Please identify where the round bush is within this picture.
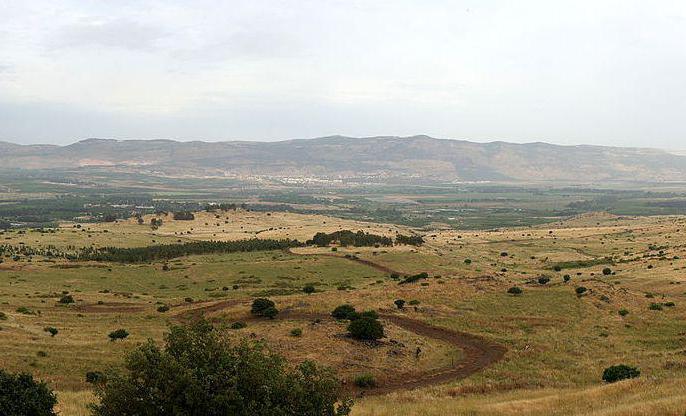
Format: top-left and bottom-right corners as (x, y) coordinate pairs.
(290, 328), (303, 337)
(507, 286), (523, 295)
(251, 298), (277, 318)
(331, 304), (356, 320)
(156, 305), (170, 313)
(108, 329), (129, 341)
(394, 299), (406, 309)
(348, 317), (384, 340)
(353, 373), (376, 388)
(602, 267), (612, 276)
(618, 308), (629, 316)
(575, 286), (587, 295)
(602, 364), (640, 383)
(0, 369), (57, 416)
(538, 276), (550, 285)
(302, 285), (316, 294)
(230, 321), (247, 330)
(58, 295), (74, 304)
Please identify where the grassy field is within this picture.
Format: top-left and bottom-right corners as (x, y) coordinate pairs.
(1, 211), (686, 415)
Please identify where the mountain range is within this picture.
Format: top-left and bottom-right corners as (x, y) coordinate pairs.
(2, 135), (685, 183)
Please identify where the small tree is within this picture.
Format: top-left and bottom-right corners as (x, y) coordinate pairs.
(602, 365), (640, 383)
(0, 369), (57, 416)
(108, 329), (129, 341)
(507, 286), (523, 295)
(44, 327), (58, 337)
(58, 295), (74, 304)
(251, 298), (276, 317)
(602, 267), (612, 276)
(303, 285), (316, 294)
(538, 276), (550, 285)
(394, 299), (406, 309)
(348, 317), (384, 340)
(331, 304), (356, 320)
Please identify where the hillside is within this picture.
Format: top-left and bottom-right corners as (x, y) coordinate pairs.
(2, 135), (685, 183)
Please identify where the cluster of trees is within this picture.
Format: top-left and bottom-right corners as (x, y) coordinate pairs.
(395, 234), (424, 246)
(172, 211), (195, 221)
(91, 320), (352, 416)
(78, 238), (303, 263)
(330, 304), (384, 340)
(307, 230), (393, 247)
(205, 203), (247, 212)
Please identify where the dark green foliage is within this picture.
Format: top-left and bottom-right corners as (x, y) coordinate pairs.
(575, 286), (588, 295)
(156, 305), (170, 313)
(408, 300), (420, 305)
(618, 308), (629, 316)
(85, 371), (106, 384)
(290, 328), (303, 337)
(251, 298), (277, 318)
(664, 301), (676, 307)
(649, 303), (663, 311)
(563, 274), (571, 282)
(16, 306), (34, 315)
(44, 327), (58, 337)
(538, 276), (550, 285)
(91, 320), (351, 416)
(0, 369), (57, 416)
(602, 365), (640, 383)
(79, 238), (303, 263)
(172, 211), (195, 221)
(347, 317), (384, 340)
(394, 299), (405, 309)
(553, 265), (562, 272)
(331, 304), (356, 320)
(0, 312), (6, 320)
(307, 230), (392, 247)
(108, 329), (129, 341)
(303, 285), (316, 294)
(399, 272), (429, 285)
(602, 267), (612, 276)
(230, 322), (247, 330)
(507, 286), (523, 295)
(358, 310), (379, 320)
(395, 234), (424, 246)
(353, 374), (376, 388)
(58, 294), (74, 304)
(464, 259), (472, 264)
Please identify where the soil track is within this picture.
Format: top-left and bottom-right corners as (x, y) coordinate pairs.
(175, 301), (506, 396)
(286, 248), (403, 276)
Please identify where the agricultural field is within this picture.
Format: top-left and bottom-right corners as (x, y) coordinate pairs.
(1, 210), (685, 415)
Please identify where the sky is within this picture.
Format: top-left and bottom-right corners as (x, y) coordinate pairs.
(1, 0), (686, 148)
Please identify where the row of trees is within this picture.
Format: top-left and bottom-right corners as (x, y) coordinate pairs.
(307, 230), (393, 247)
(78, 238), (303, 263)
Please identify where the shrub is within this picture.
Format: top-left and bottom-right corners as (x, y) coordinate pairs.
(348, 317), (384, 340)
(575, 286), (588, 295)
(290, 328), (303, 337)
(649, 303), (663, 311)
(230, 322), (247, 330)
(664, 301), (676, 307)
(85, 371), (106, 384)
(90, 320), (351, 416)
(399, 272), (429, 285)
(408, 300), (420, 305)
(394, 299), (406, 309)
(389, 273), (400, 280)
(602, 364), (640, 383)
(507, 286), (523, 295)
(500, 252), (508, 257)
(262, 306), (278, 319)
(538, 276), (550, 285)
(553, 265), (562, 272)
(359, 310), (379, 320)
(464, 259), (472, 264)
(618, 308), (629, 316)
(251, 298), (276, 317)
(16, 306), (34, 315)
(156, 305), (170, 313)
(0, 312), (6, 320)
(302, 284), (316, 294)
(44, 327), (58, 337)
(331, 304), (356, 320)
(0, 369), (57, 416)
(184, 297), (193, 303)
(58, 294), (75, 304)
(563, 275), (571, 282)
(108, 329), (129, 341)
(353, 373), (376, 388)
(602, 267), (613, 276)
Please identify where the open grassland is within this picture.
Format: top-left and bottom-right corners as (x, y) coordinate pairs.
(1, 211), (686, 415)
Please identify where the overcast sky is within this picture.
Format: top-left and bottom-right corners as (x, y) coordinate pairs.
(1, 1), (685, 148)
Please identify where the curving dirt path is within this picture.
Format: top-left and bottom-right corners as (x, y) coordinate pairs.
(175, 301), (506, 396)
(286, 248), (403, 276)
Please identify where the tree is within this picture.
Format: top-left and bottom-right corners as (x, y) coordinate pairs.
(575, 286), (587, 295)
(394, 299), (406, 309)
(44, 327), (58, 337)
(91, 320), (352, 416)
(108, 329), (129, 341)
(0, 369), (57, 416)
(602, 365), (640, 383)
(303, 285), (316, 294)
(251, 298), (278, 318)
(602, 267), (613, 276)
(348, 317), (384, 341)
(507, 286), (523, 295)
(331, 304), (356, 320)
(58, 294), (74, 304)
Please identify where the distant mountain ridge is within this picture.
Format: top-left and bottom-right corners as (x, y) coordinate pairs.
(1, 135), (685, 183)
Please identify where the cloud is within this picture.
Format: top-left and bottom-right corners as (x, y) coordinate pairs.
(49, 18), (168, 51)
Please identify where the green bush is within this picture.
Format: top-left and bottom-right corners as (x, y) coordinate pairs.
(507, 286), (523, 295)
(408, 300), (420, 305)
(649, 303), (663, 311)
(108, 329), (129, 341)
(348, 317), (384, 340)
(538, 276), (550, 285)
(251, 298), (277, 318)
(602, 364), (640, 383)
(91, 320), (351, 416)
(44, 327), (58, 337)
(664, 301), (676, 307)
(618, 308), (629, 317)
(602, 267), (613, 276)
(331, 304), (356, 320)
(290, 328), (303, 337)
(575, 286), (587, 295)
(156, 305), (170, 313)
(230, 322), (247, 330)
(85, 371), (106, 385)
(563, 275), (571, 282)
(58, 295), (75, 304)
(302, 285), (316, 294)
(16, 306), (34, 315)
(0, 312), (6, 320)
(0, 369), (57, 416)
(394, 299), (406, 309)
(353, 373), (376, 388)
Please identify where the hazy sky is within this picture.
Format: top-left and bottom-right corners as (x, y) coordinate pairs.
(1, 1), (686, 147)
